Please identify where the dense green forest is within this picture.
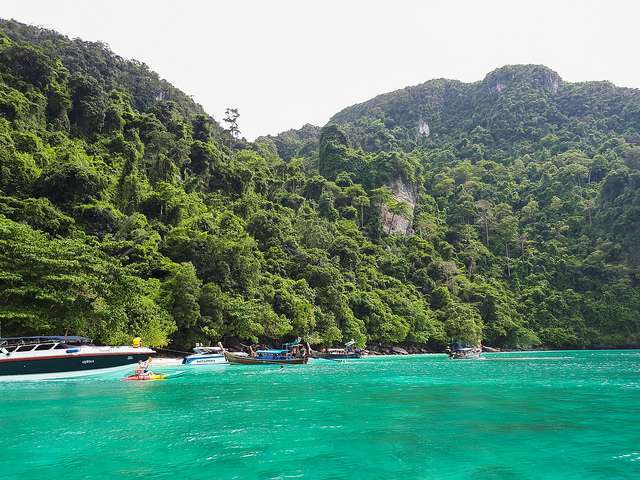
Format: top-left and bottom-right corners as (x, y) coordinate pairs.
(0, 20), (638, 350)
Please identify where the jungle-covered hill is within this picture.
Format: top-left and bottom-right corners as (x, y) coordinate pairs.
(0, 19), (638, 349)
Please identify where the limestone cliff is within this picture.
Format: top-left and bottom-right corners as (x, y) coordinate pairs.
(380, 177), (418, 234)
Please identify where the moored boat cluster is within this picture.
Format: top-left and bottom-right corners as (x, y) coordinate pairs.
(0, 335), (482, 382)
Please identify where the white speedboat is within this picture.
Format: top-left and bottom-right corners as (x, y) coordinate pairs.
(0, 336), (154, 381)
(182, 346), (228, 366)
(447, 346), (482, 359)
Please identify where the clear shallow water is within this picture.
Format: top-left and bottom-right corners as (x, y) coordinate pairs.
(1, 351), (640, 480)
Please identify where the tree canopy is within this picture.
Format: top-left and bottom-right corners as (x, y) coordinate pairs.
(0, 21), (638, 350)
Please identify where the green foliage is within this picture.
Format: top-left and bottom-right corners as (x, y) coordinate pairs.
(318, 125), (367, 181)
(0, 215), (174, 345)
(160, 262), (202, 330)
(0, 21), (638, 351)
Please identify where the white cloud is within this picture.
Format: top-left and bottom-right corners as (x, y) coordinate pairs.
(2, 0), (638, 139)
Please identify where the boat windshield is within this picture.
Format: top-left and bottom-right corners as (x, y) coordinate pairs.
(193, 346), (222, 354)
(0, 336), (93, 347)
(1, 341), (69, 354)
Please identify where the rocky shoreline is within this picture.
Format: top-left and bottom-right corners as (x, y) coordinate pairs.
(331, 343), (640, 356)
(154, 342), (640, 362)
(364, 343), (501, 355)
(364, 345), (435, 355)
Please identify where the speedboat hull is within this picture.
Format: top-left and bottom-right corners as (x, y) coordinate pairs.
(182, 353), (227, 365)
(449, 350), (482, 359)
(0, 348), (153, 381)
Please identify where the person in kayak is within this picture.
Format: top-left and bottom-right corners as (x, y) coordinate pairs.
(134, 358), (153, 376)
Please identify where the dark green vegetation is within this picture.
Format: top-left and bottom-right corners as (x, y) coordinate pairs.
(1, 20), (638, 349)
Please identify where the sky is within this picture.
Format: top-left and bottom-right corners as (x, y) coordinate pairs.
(2, 0), (639, 140)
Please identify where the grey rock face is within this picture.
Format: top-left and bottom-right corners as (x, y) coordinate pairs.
(380, 177), (418, 235)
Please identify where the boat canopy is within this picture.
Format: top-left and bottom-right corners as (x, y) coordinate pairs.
(257, 349), (289, 354)
(450, 341), (478, 350)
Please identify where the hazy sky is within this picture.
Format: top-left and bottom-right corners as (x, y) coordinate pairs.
(2, 1), (639, 139)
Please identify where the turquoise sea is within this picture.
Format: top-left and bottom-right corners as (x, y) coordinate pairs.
(1, 351), (640, 479)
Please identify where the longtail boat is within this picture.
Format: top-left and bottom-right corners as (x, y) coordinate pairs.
(311, 340), (363, 360)
(219, 342), (309, 365)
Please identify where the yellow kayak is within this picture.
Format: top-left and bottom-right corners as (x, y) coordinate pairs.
(123, 371), (185, 381)
(124, 373), (166, 381)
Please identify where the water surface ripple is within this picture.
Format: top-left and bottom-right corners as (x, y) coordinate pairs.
(1, 351), (639, 479)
